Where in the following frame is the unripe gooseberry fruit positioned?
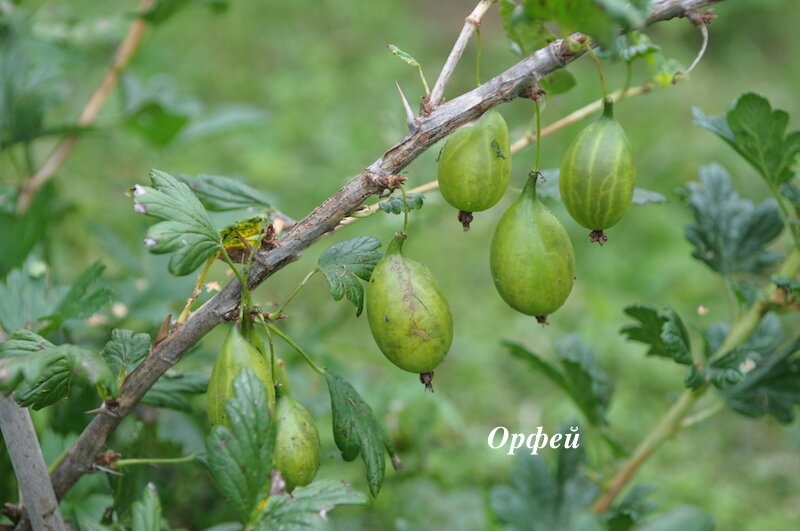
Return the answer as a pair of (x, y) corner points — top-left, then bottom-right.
(559, 101), (636, 244)
(437, 109), (511, 230)
(490, 175), (575, 323)
(273, 389), (321, 492)
(366, 234), (453, 390)
(207, 324), (275, 426)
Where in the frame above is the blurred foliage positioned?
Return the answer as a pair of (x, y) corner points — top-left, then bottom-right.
(1, 0), (800, 529)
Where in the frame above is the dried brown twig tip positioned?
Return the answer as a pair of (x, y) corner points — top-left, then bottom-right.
(589, 230), (608, 245)
(458, 210), (474, 231)
(521, 84), (548, 102)
(94, 451), (121, 467)
(419, 371), (435, 392)
(390, 454), (404, 470)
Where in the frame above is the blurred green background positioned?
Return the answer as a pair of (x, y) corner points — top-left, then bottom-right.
(2, 0), (800, 529)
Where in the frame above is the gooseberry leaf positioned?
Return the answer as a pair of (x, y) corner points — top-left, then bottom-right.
(257, 479), (367, 530)
(488, 438), (601, 531)
(377, 193), (424, 215)
(500, 0), (553, 56)
(204, 368), (276, 521)
(325, 372), (400, 497)
(133, 170), (221, 276)
(540, 69), (577, 95)
(694, 93), (800, 187)
(0, 330), (117, 409)
(39, 261), (112, 332)
(141, 370), (208, 412)
(121, 74), (200, 147)
(0, 265), (60, 334)
(176, 173), (274, 213)
(131, 483), (163, 531)
(100, 329), (152, 381)
(724, 333), (800, 424)
(316, 237), (382, 316)
(678, 164), (783, 275)
(621, 304), (692, 365)
(506, 336), (612, 426)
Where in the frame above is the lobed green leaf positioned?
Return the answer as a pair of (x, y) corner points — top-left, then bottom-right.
(317, 237), (382, 316)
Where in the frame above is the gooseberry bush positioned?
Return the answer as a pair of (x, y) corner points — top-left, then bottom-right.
(2, 0), (799, 529)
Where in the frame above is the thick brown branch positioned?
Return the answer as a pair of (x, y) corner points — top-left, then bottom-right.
(44, 0), (725, 512)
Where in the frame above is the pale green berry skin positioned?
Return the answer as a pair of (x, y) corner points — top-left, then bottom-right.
(273, 390), (321, 492)
(560, 103), (636, 231)
(438, 109), (511, 212)
(207, 324), (275, 427)
(366, 236), (453, 374)
(490, 178), (575, 318)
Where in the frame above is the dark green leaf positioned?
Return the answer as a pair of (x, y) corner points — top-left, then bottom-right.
(637, 506), (715, 531)
(0, 264), (60, 333)
(121, 74), (200, 147)
(131, 483), (163, 531)
(256, 479), (367, 530)
(678, 164), (783, 274)
(0, 184), (55, 279)
(488, 441), (601, 531)
(725, 334), (800, 423)
(45, 261), (112, 329)
(142, 370), (209, 411)
(325, 372), (398, 497)
(506, 340), (569, 392)
(176, 173), (273, 213)
(499, 0), (552, 56)
(205, 368), (276, 521)
(556, 336), (614, 426)
(0, 330), (117, 408)
(694, 93), (800, 186)
(317, 237), (382, 316)
(101, 329), (152, 380)
(133, 170), (221, 276)
(621, 304), (692, 365)
(774, 275), (800, 306)
(540, 69), (576, 95)
(377, 193), (424, 215)
(520, 0), (650, 49)
(137, 0), (193, 25)
(505, 338), (613, 426)
(603, 484), (657, 531)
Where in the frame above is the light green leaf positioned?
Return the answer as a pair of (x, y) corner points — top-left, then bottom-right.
(101, 329), (152, 380)
(176, 173), (274, 213)
(387, 44), (420, 68)
(257, 479), (367, 530)
(317, 237), (382, 316)
(133, 170), (221, 276)
(131, 483), (165, 531)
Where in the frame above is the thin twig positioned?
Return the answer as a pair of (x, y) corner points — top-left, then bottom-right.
(428, 0), (498, 108)
(15, 0), (156, 214)
(38, 2), (726, 522)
